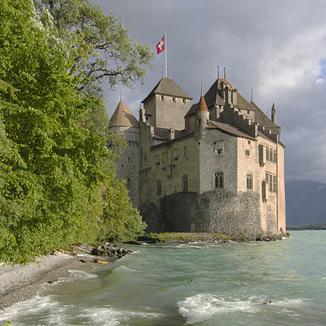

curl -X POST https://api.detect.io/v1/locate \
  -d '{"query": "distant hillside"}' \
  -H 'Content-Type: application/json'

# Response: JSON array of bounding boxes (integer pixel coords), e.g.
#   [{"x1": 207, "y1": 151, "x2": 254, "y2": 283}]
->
[{"x1": 285, "y1": 180, "x2": 326, "y2": 226}]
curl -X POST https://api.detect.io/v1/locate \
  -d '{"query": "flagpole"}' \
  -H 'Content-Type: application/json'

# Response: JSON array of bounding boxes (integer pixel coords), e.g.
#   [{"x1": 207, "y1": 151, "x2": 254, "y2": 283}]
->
[{"x1": 165, "y1": 33, "x2": 167, "y2": 77}]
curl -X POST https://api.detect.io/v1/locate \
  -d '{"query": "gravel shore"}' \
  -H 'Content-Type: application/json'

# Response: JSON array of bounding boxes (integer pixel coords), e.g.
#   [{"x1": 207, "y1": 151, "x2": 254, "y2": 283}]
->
[{"x1": 0, "y1": 254, "x2": 82, "y2": 310}]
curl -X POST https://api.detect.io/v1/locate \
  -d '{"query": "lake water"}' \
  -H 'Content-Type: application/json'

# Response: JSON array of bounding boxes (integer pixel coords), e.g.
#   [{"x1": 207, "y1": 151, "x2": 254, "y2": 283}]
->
[{"x1": 1, "y1": 231, "x2": 326, "y2": 325}]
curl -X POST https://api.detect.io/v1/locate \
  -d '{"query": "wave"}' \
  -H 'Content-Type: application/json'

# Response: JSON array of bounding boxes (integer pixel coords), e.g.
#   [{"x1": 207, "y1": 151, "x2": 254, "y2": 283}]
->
[
  {"x1": 0, "y1": 296, "x2": 71, "y2": 325},
  {"x1": 67, "y1": 269, "x2": 98, "y2": 280},
  {"x1": 79, "y1": 306, "x2": 164, "y2": 326},
  {"x1": 0, "y1": 295, "x2": 164, "y2": 326},
  {"x1": 177, "y1": 294, "x2": 309, "y2": 325},
  {"x1": 114, "y1": 265, "x2": 137, "y2": 273},
  {"x1": 177, "y1": 293, "x2": 259, "y2": 324}
]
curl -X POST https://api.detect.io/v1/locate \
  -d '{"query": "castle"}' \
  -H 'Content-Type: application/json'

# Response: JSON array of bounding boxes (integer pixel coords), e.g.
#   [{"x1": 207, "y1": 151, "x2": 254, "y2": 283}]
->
[{"x1": 109, "y1": 75, "x2": 286, "y2": 238}]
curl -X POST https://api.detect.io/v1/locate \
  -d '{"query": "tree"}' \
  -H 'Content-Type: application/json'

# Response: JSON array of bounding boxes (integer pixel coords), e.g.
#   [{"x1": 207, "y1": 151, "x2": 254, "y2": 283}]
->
[
  {"x1": 35, "y1": 0, "x2": 154, "y2": 96},
  {"x1": 0, "y1": 0, "x2": 147, "y2": 265},
  {"x1": 0, "y1": 0, "x2": 105, "y2": 263},
  {"x1": 99, "y1": 179, "x2": 146, "y2": 242},
  {"x1": 0, "y1": 0, "x2": 152, "y2": 264}
]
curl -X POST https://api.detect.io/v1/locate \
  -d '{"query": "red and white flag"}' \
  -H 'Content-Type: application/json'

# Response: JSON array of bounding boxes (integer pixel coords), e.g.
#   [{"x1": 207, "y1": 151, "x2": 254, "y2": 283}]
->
[{"x1": 156, "y1": 35, "x2": 165, "y2": 54}]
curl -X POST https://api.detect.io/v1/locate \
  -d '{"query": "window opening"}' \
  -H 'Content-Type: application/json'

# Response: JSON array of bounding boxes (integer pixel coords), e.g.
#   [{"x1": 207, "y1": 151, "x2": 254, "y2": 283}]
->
[
  {"x1": 183, "y1": 175, "x2": 188, "y2": 192},
  {"x1": 157, "y1": 180, "x2": 162, "y2": 196},
  {"x1": 214, "y1": 172, "x2": 224, "y2": 189},
  {"x1": 247, "y1": 174, "x2": 253, "y2": 189}
]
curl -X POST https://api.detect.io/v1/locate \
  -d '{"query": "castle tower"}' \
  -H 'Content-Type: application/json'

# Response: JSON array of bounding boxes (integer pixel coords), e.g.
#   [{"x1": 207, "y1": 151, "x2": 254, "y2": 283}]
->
[
  {"x1": 109, "y1": 101, "x2": 140, "y2": 207},
  {"x1": 141, "y1": 77, "x2": 193, "y2": 130}
]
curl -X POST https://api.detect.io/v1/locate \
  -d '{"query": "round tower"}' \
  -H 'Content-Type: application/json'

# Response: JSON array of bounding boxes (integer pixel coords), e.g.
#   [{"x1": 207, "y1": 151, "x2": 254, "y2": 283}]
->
[
  {"x1": 195, "y1": 95, "x2": 210, "y2": 137},
  {"x1": 109, "y1": 101, "x2": 140, "y2": 207}
]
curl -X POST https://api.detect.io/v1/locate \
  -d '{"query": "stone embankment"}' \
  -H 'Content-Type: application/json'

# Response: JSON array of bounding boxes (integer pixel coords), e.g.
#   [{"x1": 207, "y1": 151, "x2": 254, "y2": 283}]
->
[{"x1": 137, "y1": 232, "x2": 287, "y2": 244}]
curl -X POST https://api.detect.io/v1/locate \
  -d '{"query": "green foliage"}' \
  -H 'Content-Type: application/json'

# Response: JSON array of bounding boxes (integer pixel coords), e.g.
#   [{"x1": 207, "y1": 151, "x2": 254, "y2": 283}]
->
[
  {"x1": 99, "y1": 179, "x2": 147, "y2": 242},
  {"x1": 35, "y1": 0, "x2": 154, "y2": 96},
  {"x1": 0, "y1": 0, "x2": 147, "y2": 264}
]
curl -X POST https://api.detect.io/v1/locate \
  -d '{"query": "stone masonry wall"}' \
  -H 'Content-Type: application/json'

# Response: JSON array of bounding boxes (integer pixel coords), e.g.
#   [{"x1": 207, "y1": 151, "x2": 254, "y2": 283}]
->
[{"x1": 141, "y1": 189, "x2": 271, "y2": 238}]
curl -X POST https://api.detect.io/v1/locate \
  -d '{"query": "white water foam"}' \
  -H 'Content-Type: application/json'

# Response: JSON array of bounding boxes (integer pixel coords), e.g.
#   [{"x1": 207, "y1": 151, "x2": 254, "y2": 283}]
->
[
  {"x1": 177, "y1": 294, "x2": 308, "y2": 325},
  {"x1": 0, "y1": 296, "x2": 71, "y2": 325},
  {"x1": 115, "y1": 265, "x2": 136, "y2": 272},
  {"x1": 0, "y1": 295, "x2": 164, "y2": 326},
  {"x1": 67, "y1": 269, "x2": 98, "y2": 280},
  {"x1": 78, "y1": 306, "x2": 164, "y2": 326},
  {"x1": 177, "y1": 293, "x2": 259, "y2": 325}
]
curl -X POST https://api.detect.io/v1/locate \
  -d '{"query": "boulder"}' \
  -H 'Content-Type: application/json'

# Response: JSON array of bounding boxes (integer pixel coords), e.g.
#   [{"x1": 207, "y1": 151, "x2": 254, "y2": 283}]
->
[{"x1": 91, "y1": 243, "x2": 133, "y2": 258}]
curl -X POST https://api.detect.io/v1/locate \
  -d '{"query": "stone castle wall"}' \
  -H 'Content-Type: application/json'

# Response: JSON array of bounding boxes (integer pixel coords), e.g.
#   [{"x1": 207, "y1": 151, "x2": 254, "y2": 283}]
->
[
  {"x1": 141, "y1": 189, "x2": 268, "y2": 238},
  {"x1": 144, "y1": 94, "x2": 190, "y2": 130}
]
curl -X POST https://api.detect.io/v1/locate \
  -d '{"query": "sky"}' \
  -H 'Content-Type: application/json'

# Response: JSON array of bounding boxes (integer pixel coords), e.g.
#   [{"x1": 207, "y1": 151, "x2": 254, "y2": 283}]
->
[{"x1": 91, "y1": 0, "x2": 326, "y2": 183}]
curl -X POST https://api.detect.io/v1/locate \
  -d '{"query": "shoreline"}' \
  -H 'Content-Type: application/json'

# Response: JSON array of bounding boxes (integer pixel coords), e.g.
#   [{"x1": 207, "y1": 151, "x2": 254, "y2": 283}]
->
[
  {"x1": 0, "y1": 243, "x2": 123, "y2": 312},
  {"x1": 0, "y1": 254, "x2": 82, "y2": 310},
  {"x1": 0, "y1": 234, "x2": 286, "y2": 313}
]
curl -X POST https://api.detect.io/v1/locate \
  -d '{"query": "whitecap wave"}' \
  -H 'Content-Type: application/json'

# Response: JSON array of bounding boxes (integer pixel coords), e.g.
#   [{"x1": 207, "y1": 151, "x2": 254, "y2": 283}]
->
[
  {"x1": 177, "y1": 293, "x2": 259, "y2": 325},
  {"x1": 68, "y1": 269, "x2": 98, "y2": 280},
  {"x1": 79, "y1": 306, "x2": 164, "y2": 326},
  {"x1": 0, "y1": 296, "x2": 164, "y2": 326},
  {"x1": 0, "y1": 295, "x2": 72, "y2": 325},
  {"x1": 115, "y1": 265, "x2": 136, "y2": 272}
]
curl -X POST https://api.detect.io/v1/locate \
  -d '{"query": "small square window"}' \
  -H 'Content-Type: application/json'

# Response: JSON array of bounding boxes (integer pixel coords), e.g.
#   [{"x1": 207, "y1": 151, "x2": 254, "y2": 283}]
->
[
  {"x1": 245, "y1": 149, "x2": 250, "y2": 156},
  {"x1": 215, "y1": 148, "x2": 223, "y2": 155}
]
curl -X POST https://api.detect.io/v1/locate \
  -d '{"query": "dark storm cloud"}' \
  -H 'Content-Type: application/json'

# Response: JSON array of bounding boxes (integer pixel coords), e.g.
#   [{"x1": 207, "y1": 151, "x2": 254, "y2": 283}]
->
[{"x1": 91, "y1": 0, "x2": 326, "y2": 183}]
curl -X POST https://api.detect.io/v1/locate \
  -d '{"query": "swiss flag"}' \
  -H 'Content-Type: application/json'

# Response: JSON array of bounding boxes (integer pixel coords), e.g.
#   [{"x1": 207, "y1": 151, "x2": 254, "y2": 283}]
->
[{"x1": 156, "y1": 35, "x2": 165, "y2": 54}]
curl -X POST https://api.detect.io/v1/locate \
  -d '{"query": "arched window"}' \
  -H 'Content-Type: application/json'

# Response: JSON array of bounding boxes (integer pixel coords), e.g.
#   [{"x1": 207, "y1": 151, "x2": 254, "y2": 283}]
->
[{"x1": 214, "y1": 172, "x2": 224, "y2": 189}]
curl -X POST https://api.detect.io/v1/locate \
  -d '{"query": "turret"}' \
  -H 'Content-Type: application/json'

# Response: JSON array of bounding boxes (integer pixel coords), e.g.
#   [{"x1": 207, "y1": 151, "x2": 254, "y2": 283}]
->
[
  {"x1": 109, "y1": 101, "x2": 140, "y2": 207},
  {"x1": 195, "y1": 96, "x2": 209, "y2": 137}
]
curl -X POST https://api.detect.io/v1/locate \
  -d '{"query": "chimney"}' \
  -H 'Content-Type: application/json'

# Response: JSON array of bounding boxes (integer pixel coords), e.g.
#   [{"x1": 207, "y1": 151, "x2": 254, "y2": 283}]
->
[
  {"x1": 169, "y1": 128, "x2": 175, "y2": 141},
  {"x1": 271, "y1": 103, "x2": 276, "y2": 123}
]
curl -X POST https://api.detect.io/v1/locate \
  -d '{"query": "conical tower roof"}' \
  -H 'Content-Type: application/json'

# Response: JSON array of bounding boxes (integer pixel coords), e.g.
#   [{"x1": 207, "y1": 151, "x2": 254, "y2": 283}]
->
[
  {"x1": 109, "y1": 101, "x2": 139, "y2": 128},
  {"x1": 196, "y1": 96, "x2": 209, "y2": 112}
]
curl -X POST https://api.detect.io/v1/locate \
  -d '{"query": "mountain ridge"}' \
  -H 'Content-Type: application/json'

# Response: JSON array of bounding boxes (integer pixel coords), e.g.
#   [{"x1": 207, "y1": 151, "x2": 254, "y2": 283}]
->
[{"x1": 285, "y1": 179, "x2": 326, "y2": 226}]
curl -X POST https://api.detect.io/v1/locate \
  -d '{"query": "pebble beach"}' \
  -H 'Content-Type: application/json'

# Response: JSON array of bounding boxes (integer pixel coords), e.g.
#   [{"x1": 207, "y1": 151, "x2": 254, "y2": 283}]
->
[{"x1": 0, "y1": 254, "x2": 81, "y2": 310}]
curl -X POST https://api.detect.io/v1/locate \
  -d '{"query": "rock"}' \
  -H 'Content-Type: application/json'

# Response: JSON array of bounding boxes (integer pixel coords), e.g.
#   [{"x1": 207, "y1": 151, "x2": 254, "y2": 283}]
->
[
  {"x1": 91, "y1": 243, "x2": 134, "y2": 258},
  {"x1": 79, "y1": 259, "x2": 89, "y2": 263}
]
